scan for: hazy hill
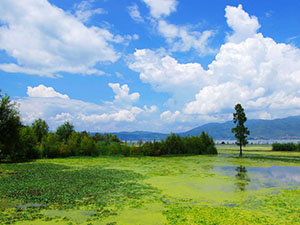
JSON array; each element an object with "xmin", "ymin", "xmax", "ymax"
[
  {"xmin": 111, "ymin": 131, "xmax": 168, "ymax": 141},
  {"xmin": 182, "ymin": 115, "xmax": 300, "ymax": 139},
  {"xmin": 95, "ymin": 115, "xmax": 300, "ymax": 141}
]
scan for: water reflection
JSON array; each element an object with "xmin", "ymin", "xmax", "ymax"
[
  {"xmin": 235, "ymin": 166, "xmax": 250, "ymax": 191},
  {"xmin": 215, "ymin": 165, "xmax": 300, "ymax": 191}
]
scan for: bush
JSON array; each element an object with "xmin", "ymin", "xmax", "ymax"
[
  {"xmin": 205, "ymin": 145, "xmax": 218, "ymax": 154},
  {"xmin": 272, "ymin": 142, "xmax": 298, "ymax": 151}
]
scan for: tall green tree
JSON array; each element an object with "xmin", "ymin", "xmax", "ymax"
[
  {"xmin": 42, "ymin": 133, "xmax": 60, "ymax": 158},
  {"xmin": 232, "ymin": 104, "xmax": 250, "ymax": 157},
  {"xmin": 0, "ymin": 90, "xmax": 22, "ymax": 161},
  {"xmin": 31, "ymin": 118, "xmax": 49, "ymax": 143},
  {"xmin": 164, "ymin": 133, "xmax": 184, "ymax": 154},
  {"xmin": 66, "ymin": 131, "xmax": 81, "ymax": 156},
  {"xmin": 56, "ymin": 121, "xmax": 74, "ymax": 142},
  {"xmin": 19, "ymin": 126, "xmax": 41, "ymax": 159},
  {"xmin": 80, "ymin": 135, "xmax": 96, "ymax": 156}
]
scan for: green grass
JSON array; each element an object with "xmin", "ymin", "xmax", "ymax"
[{"xmin": 2, "ymin": 147, "xmax": 300, "ymax": 224}]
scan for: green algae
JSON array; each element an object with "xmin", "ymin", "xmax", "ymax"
[
  {"xmin": 2, "ymin": 147, "xmax": 300, "ymax": 224},
  {"xmin": 163, "ymin": 187, "xmax": 300, "ymax": 225},
  {"xmin": 41, "ymin": 209, "xmax": 97, "ymax": 224},
  {"xmin": 98, "ymin": 203, "xmax": 167, "ymax": 225}
]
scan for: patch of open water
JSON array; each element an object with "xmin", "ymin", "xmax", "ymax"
[{"xmin": 215, "ymin": 165, "xmax": 300, "ymax": 191}]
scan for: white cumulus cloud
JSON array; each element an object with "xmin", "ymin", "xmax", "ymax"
[
  {"xmin": 160, "ymin": 110, "xmax": 181, "ymax": 123},
  {"xmin": 18, "ymin": 84, "xmax": 157, "ymax": 132},
  {"xmin": 0, "ymin": 0, "xmax": 121, "ymax": 77},
  {"xmin": 128, "ymin": 48, "xmax": 209, "ymax": 108},
  {"xmin": 225, "ymin": 4, "xmax": 260, "ymax": 43},
  {"xmin": 129, "ymin": 4, "xmax": 300, "ymax": 125},
  {"xmin": 27, "ymin": 85, "xmax": 69, "ymax": 99},
  {"xmin": 108, "ymin": 83, "xmax": 140, "ymax": 105}
]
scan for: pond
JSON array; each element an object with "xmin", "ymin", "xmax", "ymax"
[
  {"xmin": 2, "ymin": 147, "xmax": 300, "ymax": 224},
  {"xmin": 143, "ymin": 154, "xmax": 300, "ymax": 207}
]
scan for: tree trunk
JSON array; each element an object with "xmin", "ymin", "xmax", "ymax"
[{"xmin": 239, "ymin": 143, "xmax": 242, "ymax": 157}]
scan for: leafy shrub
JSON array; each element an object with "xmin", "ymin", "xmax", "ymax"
[
  {"xmin": 272, "ymin": 142, "xmax": 298, "ymax": 151},
  {"xmin": 205, "ymin": 145, "xmax": 218, "ymax": 154}
]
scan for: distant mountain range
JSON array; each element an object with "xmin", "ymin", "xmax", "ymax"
[{"xmin": 99, "ymin": 115, "xmax": 300, "ymax": 141}]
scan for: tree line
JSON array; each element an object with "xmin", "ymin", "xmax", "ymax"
[{"xmin": 0, "ymin": 90, "xmax": 217, "ymax": 162}]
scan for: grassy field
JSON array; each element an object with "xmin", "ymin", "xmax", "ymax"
[{"xmin": 1, "ymin": 146, "xmax": 300, "ymax": 224}]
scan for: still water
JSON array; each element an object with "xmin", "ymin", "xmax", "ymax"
[{"xmin": 215, "ymin": 165, "xmax": 300, "ymax": 191}]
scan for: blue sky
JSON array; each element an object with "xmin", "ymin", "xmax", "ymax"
[{"xmin": 1, "ymin": 0, "xmax": 300, "ymax": 132}]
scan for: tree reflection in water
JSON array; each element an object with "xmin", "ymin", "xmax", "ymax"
[{"xmin": 235, "ymin": 165, "xmax": 251, "ymax": 191}]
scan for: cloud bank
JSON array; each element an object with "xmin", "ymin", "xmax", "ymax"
[
  {"xmin": 0, "ymin": 0, "xmax": 121, "ymax": 77},
  {"xmin": 8, "ymin": 3, "xmax": 300, "ymax": 132},
  {"xmin": 18, "ymin": 84, "xmax": 157, "ymax": 132},
  {"xmin": 129, "ymin": 4, "xmax": 300, "ymax": 125}
]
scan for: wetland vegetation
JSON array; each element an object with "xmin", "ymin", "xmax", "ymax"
[
  {"xmin": 2, "ymin": 92, "xmax": 300, "ymax": 224},
  {"xmin": 2, "ymin": 145, "xmax": 300, "ymax": 224}
]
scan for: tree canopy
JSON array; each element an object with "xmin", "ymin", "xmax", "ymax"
[
  {"xmin": 0, "ymin": 90, "xmax": 22, "ymax": 160},
  {"xmin": 32, "ymin": 118, "xmax": 49, "ymax": 143},
  {"xmin": 56, "ymin": 121, "xmax": 74, "ymax": 142}
]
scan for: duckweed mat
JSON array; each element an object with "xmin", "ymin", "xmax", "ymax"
[{"xmin": 2, "ymin": 146, "xmax": 300, "ymax": 224}]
